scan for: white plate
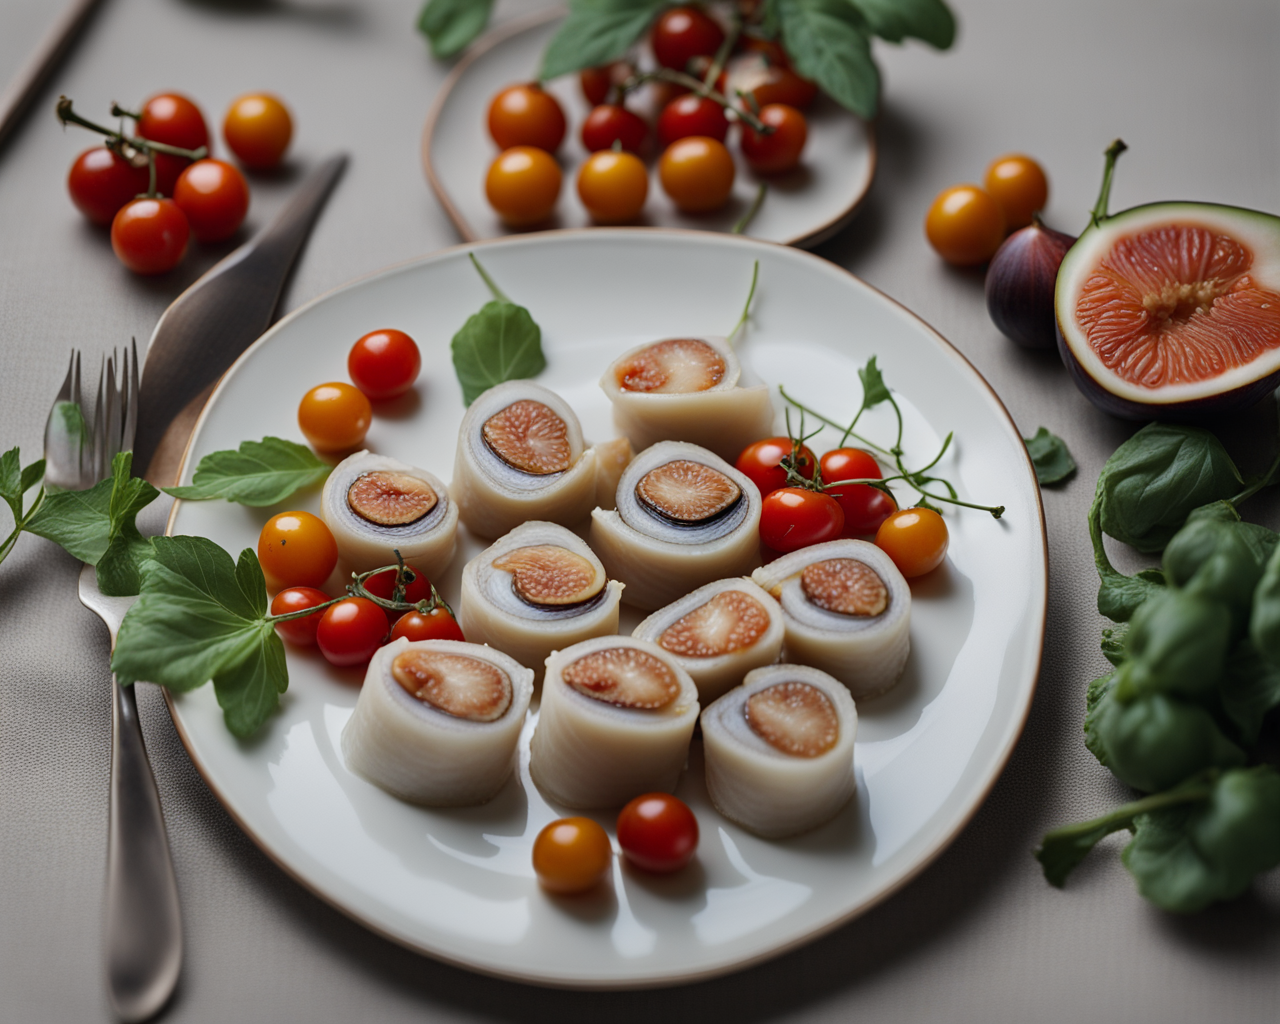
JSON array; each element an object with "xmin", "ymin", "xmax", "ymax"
[
  {"xmin": 166, "ymin": 229, "xmax": 1046, "ymax": 988},
  {"xmin": 422, "ymin": 9, "xmax": 876, "ymax": 249}
]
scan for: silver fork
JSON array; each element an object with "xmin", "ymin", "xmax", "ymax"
[{"xmin": 45, "ymin": 344, "xmax": 183, "ymax": 1023}]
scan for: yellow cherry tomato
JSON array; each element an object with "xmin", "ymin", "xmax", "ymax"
[
  {"xmin": 924, "ymin": 184, "xmax": 1005, "ymax": 266},
  {"xmin": 223, "ymin": 94, "xmax": 293, "ymax": 169},
  {"xmin": 875, "ymin": 507, "xmax": 949, "ymax": 578},
  {"xmin": 257, "ymin": 511, "xmax": 338, "ymax": 591},
  {"xmin": 984, "ymin": 154, "xmax": 1048, "ymax": 230},
  {"xmin": 297, "ymin": 382, "xmax": 372, "ymax": 452},
  {"xmin": 485, "ymin": 146, "xmax": 562, "ymax": 228},
  {"xmin": 659, "ymin": 136, "xmax": 735, "ymax": 214},
  {"xmin": 532, "ymin": 817, "xmax": 613, "ymax": 894},
  {"xmin": 577, "ymin": 149, "xmax": 648, "ymax": 224}
]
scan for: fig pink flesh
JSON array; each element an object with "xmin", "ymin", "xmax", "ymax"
[
  {"xmin": 482, "ymin": 400, "xmax": 571, "ymax": 474},
  {"xmin": 745, "ymin": 682, "xmax": 839, "ymax": 758},
  {"xmin": 391, "ymin": 650, "xmax": 513, "ymax": 722},
  {"xmin": 347, "ymin": 471, "xmax": 438, "ymax": 526},
  {"xmin": 562, "ymin": 647, "xmax": 680, "ymax": 709},
  {"xmin": 800, "ymin": 559, "xmax": 888, "ymax": 616},
  {"xmin": 615, "ymin": 338, "xmax": 726, "ymax": 394},
  {"xmin": 659, "ymin": 590, "xmax": 770, "ymax": 658},
  {"xmin": 636, "ymin": 459, "xmax": 741, "ymax": 523},
  {"xmin": 491, "ymin": 545, "xmax": 604, "ymax": 606}
]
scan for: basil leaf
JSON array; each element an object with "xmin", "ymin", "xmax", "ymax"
[
  {"xmin": 112, "ymin": 536, "xmax": 286, "ymax": 737},
  {"xmin": 540, "ymin": 0, "xmax": 668, "ymax": 81},
  {"xmin": 417, "ymin": 0, "xmax": 494, "ymax": 59},
  {"xmin": 1088, "ymin": 483, "xmax": 1165, "ymax": 621},
  {"xmin": 857, "ymin": 355, "xmax": 890, "ymax": 410},
  {"xmin": 1024, "ymin": 427, "xmax": 1076, "ymax": 485},
  {"xmin": 1250, "ymin": 542, "xmax": 1280, "ymax": 668},
  {"xmin": 0, "ymin": 447, "xmax": 44, "ymax": 525},
  {"xmin": 1082, "ymin": 671, "xmax": 1116, "ymax": 767},
  {"xmin": 1217, "ymin": 639, "xmax": 1280, "ymax": 748},
  {"xmin": 165, "ymin": 437, "xmax": 331, "ymax": 506},
  {"xmin": 776, "ymin": 0, "xmax": 879, "ymax": 119},
  {"xmin": 451, "ymin": 299, "xmax": 547, "ymax": 406},
  {"xmin": 846, "ymin": 0, "xmax": 955, "ymax": 47},
  {"xmin": 1101, "ymin": 624, "xmax": 1128, "ymax": 666}
]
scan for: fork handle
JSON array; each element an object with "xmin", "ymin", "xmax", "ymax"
[{"xmin": 105, "ymin": 680, "xmax": 183, "ymax": 1023}]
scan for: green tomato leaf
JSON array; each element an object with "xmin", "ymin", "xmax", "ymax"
[
  {"xmin": 1024, "ymin": 427, "xmax": 1076, "ymax": 486},
  {"xmin": 857, "ymin": 355, "xmax": 891, "ymax": 411},
  {"xmin": 540, "ymin": 0, "xmax": 669, "ymax": 81},
  {"xmin": 417, "ymin": 0, "xmax": 494, "ymax": 59},
  {"xmin": 451, "ymin": 299, "xmax": 547, "ymax": 406},
  {"xmin": 776, "ymin": 0, "xmax": 879, "ymax": 119},
  {"xmin": 845, "ymin": 0, "xmax": 956, "ymax": 47},
  {"xmin": 165, "ymin": 437, "xmax": 331, "ymax": 507}
]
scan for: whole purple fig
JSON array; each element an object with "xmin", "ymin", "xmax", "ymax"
[{"xmin": 985, "ymin": 216, "xmax": 1075, "ymax": 349}]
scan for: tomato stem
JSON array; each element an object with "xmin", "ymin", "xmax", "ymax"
[
  {"xmin": 469, "ymin": 252, "xmax": 512, "ymax": 304},
  {"xmin": 56, "ymin": 97, "xmax": 209, "ymax": 161},
  {"xmin": 727, "ymin": 259, "xmax": 760, "ymax": 343},
  {"xmin": 732, "ymin": 183, "xmax": 768, "ymax": 236},
  {"xmin": 624, "ymin": 69, "xmax": 771, "ymax": 134},
  {"xmin": 778, "ymin": 386, "xmax": 892, "ymax": 457},
  {"xmin": 1090, "ymin": 138, "xmax": 1128, "ymax": 228}
]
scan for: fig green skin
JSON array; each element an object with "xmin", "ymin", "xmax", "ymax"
[{"xmin": 1054, "ymin": 201, "xmax": 1280, "ymax": 422}]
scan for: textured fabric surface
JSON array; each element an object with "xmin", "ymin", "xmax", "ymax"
[{"xmin": 1, "ymin": 0, "xmax": 1279, "ymax": 1021}]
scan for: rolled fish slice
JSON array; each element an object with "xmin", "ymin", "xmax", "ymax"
[
  {"xmin": 320, "ymin": 451, "xmax": 458, "ymax": 579},
  {"xmin": 752, "ymin": 539, "xmax": 910, "ymax": 699},
  {"xmin": 589, "ymin": 441, "xmax": 762, "ymax": 611},
  {"xmin": 459, "ymin": 521, "xmax": 624, "ymax": 686},
  {"xmin": 529, "ymin": 635, "xmax": 700, "ymax": 809},
  {"xmin": 601, "ymin": 336, "xmax": 775, "ymax": 462},
  {"xmin": 451, "ymin": 380, "xmax": 633, "ymax": 538},
  {"xmin": 632, "ymin": 577, "xmax": 783, "ymax": 702},
  {"xmin": 701, "ymin": 663, "xmax": 857, "ymax": 839},
  {"xmin": 341, "ymin": 638, "xmax": 534, "ymax": 806}
]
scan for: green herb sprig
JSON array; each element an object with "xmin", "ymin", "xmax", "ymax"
[
  {"xmin": 450, "ymin": 254, "xmax": 548, "ymax": 406},
  {"xmin": 165, "ymin": 436, "xmax": 331, "ymax": 506}
]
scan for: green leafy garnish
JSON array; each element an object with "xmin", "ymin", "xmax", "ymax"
[
  {"xmin": 846, "ymin": 0, "xmax": 956, "ymax": 47},
  {"xmin": 774, "ymin": 0, "xmax": 879, "ymax": 119},
  {"xmin": 112, "ymin": 535, "xmax": 287, "ymax": 738},
  {"xmin": 451, "ymin": 254, "xmax": 547, "ymax": 405},
  {"xmin": 1024, "ymin": 427, "xmax": 1075, "ymax": 485},
  {"xmin": 417, "ymin": 0, "xmax": 495, "ymax": 58},
  {"xmin": 165, "ymin": 437, "xmax": 331, "ymax": 506},
  {"xmin": 0, "ymin": 447, "xmax": 46, "ymax": 565},
  {"xmin": 541, "ymin": 0, "xmax": 668, "ymax": 81}
]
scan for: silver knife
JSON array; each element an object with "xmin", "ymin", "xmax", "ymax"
[{"xmin": 133, "ymin": 153, "xmax": 348, "ymax": 485}]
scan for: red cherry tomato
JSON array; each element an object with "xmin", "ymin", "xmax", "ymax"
[
  {"xmin": 297, "ymin": 382, "xmax": 372, "ymax": 452},
  {"xmin": 876, "ymin": 507, "xmax": 949, "ymax": 578},
  {"xmin": 347, "ymin": 329, "xmax": 421, "ymax": 400},
  {"xmin": 257, "ymin": 511, "xmax": 339, "ymax": 591},
  {"xmin": 172, "ymin": 158, "xmax": 249, "ymax": 242},
  {"xmin": 110, "ymin": 198, "xmax": 190, "ymax": 275},
  {"xmin": 820, "ymin": 448, "xmax": 897, "ymax": 536},
  {"xmin": 748, "ymin": 66, "xmax": 817, "ymax": 110},
  {"xmin": 390, "ymin": 607, "xmax": 465, "ymax": 644},
  {"xmin": 136, "ymin": 93, "xmax": 209, "ymax": 196},
  {"xmin": 363, "ymin": 566, "xmax": 432, "ymax": 607},
  {"xmin": 652, "ymin": 6, "xmax": 725, "ymax": 72},
  {"xmin": 487, "ymin": 84, "xmax": 566, "ymax": 152},
  {"xmin": 532, "ymin": 817, "xmax": 613, "ymax": 894},
  {"xmin": 270, "ymin": 587, "xmax": 331, "ymax": 646},
  {"xmin": 223, "ymin": 93, "xmax": 293, "ymax": 169},
  {"xmin": 616, "ymin": 793, "xmax": 699, "ymax": 873},
  {"xmin": 760, "ymin": 487, "xmax": 844, "ymax": 553},
  {"xmin": 67, "ymin": 147, "xmax": 149, "ymax": 226},
  {"xmin": 735, "ymin": 437, "xmax": 816, "ymax": 497},
  {"xmin": 580, "ymin": 66, "xmax": 613, "ymax": 107},
  {"xmin": 580, "ymin": 104, "xmax": 648, "ymax": 154},
  {"xmin": 657, "ymin": 94, "xmax": 728, "ymax": 147},
  {"xmin": 316, "ymin": 597, "xmax": 388, "ymax": 667},
  {"xmin": 740, "ymin": 103, "xmax": 808, "ymax": 174}
]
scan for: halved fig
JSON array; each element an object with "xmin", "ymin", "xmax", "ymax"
[
  {"xmin": 658, "ymin": 590, "xmax": 771, "ymax": 658},
  {"xmin": 347, "ymin": 471, "xmax": 438, "ymax": 526},
  {"xmin": 636, "ymin": 459, "xmax": 741, "ymax": 524},
  {"xmin": 562, "ymin": 647, "xmax": 679, "ymax": 709},
  {"xmin": 800, "ymin": 558, "xmax": 888, "ymax": 617},
  {"xmin": 744, "ymin": 681, "xmax": 839, "ymax": 758},
  {"xmin": 482, "ymin": 400, "xmax": 572, "ymax": 474},
  {"xmin": 614, "ymin": 338, "xmax": 727, "ymax": 394},
  {"xmin": 491, "ymin": 544, "xmax": 606, "ymax": 607},
  {"xmin": 391, "ymin": 650, "xmax": 513, "ymax": 722}
]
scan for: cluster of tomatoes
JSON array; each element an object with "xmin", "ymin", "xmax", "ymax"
[
  {"xmin": 924, "ymin": 153, "xmax": 1049, "ymax": 266},
  {"xmin": 534, "ymin": 792, "xmax": 699, "ymax": 894},
  {"xmin": 65, "ymin": 92, "xmax": 293, "ymax": 275},
  {"xmin": 736, "ymin": 436, "xmax": 949, "ymax": 579},
  {"xmin": 484, "ymin": 6, "xmax": 814, "ymax": 228}
]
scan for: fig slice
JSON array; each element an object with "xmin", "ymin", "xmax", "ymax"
[
  {"xmin": 615, "ymin": 338, "xmax": 726, "ymax": 394},
  {"xmin": 491, "ymin": 544, "xmax": 606, "ymax": 607},
  {"xmin": 347, "ymin": 471, "xmax": 438, "ymax": 526},
  {"xmin": 562, "ymin": 647, "xmax": 679, "ymax": 709},
  {"xmin": 658, "ymin": 590, "xmax": 771, "ymax": 658},
  {"xmin": 745, "ymin": 681, "xmax": 839, "ymax": 758},
  {"xmin": 636, "ymin": 459, "xmax": 741, "ymax": 524},
  {"xmin": 800, "ymin": 558, "xmax": 888, "ymax": 617},
  {"xmin": 391, "ymin": 650, "xmax": 513, "ymax": 722},
  {"xmin": 481, "ymin": 400, "xmax": 572, "ymax": 475}
]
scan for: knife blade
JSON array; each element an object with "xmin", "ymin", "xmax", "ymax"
[{"xmin": 133, "ymin": 153, "xmax": 347, "ymax": 485}]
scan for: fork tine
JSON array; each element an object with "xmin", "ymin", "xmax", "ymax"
[
  {"xmin": 122, "ymin": 338, "xmax": 139, "ymax": 456},
  {"xmin": 54, "ymin": 350, "xmax": 75, "ymax": 403},
  {"xmin": 104, "ymin": 349, "xmax": 123, "ymax": 471},
  {"xmin": 93, "ymin": 354, "xmax": 107, "ymax": 485}
]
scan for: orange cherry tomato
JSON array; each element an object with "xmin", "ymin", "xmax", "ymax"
[
  {"xmin": 875, "ymin": 507, "xmax": 949, "ymax": 577},
  {"xmin": 924, "ymin": 185, "xmax": 1006, "ymax": 266},
  {"xmin": 297, "ymin": 382, "xmax": 372, "ymax": 452},
  {"xmin": 485, "ymin": 146, "xmax": 562, "ymax": 228},
  {"xmin": 257, "ymin": 511, "xmax": 338, "ymax": 591},
  {"xmin": 577, "ymin": 150, "xmax": 648, "ymax": 224},
  {"xmin": 223, "ymin": 93, "xmax": 293, "ymax": 169},
  {"xmin": 659, "ymin": 136, "xmax": 735, "ymax": 213},
  {"xmin": 172, "ymin": 158, "xmax": 249, "ymax": 242},
  {"xmin": 487, "ymin": 84, "xmax": 566, "ymax": 152},
  {"xmin": 983, "ymin": 154, "xmax": 1049, "ymax": 230},
  {"xmin": 532, "ymin": 817, "xmax": 613, "ymax": 894}
]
